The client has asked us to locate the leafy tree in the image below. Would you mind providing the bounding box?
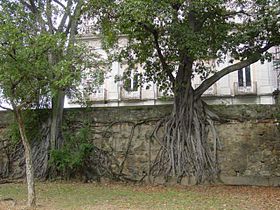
[0,1,95,206]
[0,3,54,206]
[13,0,85,152]
[97,0,280,183]
[0,0,106,180]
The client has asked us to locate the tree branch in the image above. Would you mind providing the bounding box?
[138,22,175,85]
[53,0,66,10]
[0,104,12,111]
[46,0,54,33]
[19,0,47,31]
[19,0,33,12]
[67,0,83,46]
[28,0,38,14]
[11,76,25,91]
[195,44,274,98]
[65,18,72,35]
[57,0,73,32]
[153,32,175,85]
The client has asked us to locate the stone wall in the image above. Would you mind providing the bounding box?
[1,105,280,186]
[0,111,12,178]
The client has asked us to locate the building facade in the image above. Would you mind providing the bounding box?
[66,34,280,108]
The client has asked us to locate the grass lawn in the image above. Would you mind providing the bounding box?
[0,181,280,209]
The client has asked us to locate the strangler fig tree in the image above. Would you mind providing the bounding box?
[94,0,280,183]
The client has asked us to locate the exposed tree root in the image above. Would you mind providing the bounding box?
[150,99,221,184]
[0,120,51,180]
[0,105,221,185]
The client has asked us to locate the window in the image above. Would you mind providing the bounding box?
[92,87,103,94]
[238,66,251,87]
[123,72,139,92]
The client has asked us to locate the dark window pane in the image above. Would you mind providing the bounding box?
[132,74,138,91]
[124,78,132,91]
[238,69,244,87]
[245,66,251,86]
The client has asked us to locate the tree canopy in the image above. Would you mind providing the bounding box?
[0,2,61,206]
[0,1,98,110]
[0,2,54,109]
[99,0,279,93]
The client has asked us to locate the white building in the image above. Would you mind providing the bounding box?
[66,34,280,108]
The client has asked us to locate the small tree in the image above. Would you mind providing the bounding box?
[14,0,85,153]
[0,7,46,207]
[1,0,106,182]
[0,2,87,206]
[98,0,280,183]
[15,1,107,174]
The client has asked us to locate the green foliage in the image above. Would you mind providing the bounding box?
[97,0,280,91]
[49,123,93,178]
[5,119,21,146]
[4,110,49,145]
[0,1,98,110]
[0,2,64,108]
[64,39,108,105]
[158,95,174,102]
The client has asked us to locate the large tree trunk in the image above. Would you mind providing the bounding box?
[50,89,65,150]
[152,87,219,183]
[152,64,220,184]
[12,106,36,207]
[48,89,65,179]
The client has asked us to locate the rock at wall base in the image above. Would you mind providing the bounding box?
[220,175,280,186]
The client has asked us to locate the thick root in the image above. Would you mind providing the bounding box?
[151,99,220,184]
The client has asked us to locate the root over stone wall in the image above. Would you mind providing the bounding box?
[0,105,280,186]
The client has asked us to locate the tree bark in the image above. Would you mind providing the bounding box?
[48,0,83,151]
[195,43,274,97]
[50,89,65,150]
[12,105,36,207]
[152,64,219,183]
